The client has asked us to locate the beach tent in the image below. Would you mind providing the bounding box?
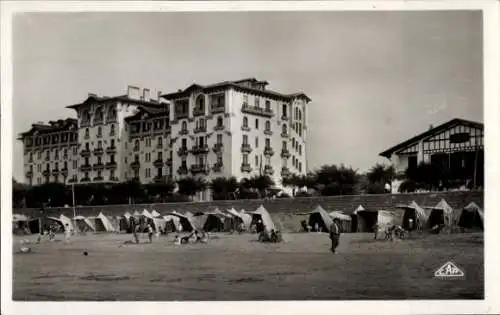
[425,199,454,229]
[352,205,394,232]
[59,214,74,232]
[73,215,96,232]
[151,209,161,217]
[239,210,253,229]
[202,209,230,232]
[12,214,31,234]
[456,202,484,230]
[190,212,208,231]
[168,211,195,232]
[329,211,352,233]
[118,212,132,232]
[163,215,180,232]
[226,208,251,231]
[297,205,333,233]
[251,205,276,232]
[88,212,116,232]
[394,201,428,230]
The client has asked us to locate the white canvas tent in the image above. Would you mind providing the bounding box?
[329,211,352,233]
[88,212,116,232]
[226,208,252,231]
[394,201,428,230]
[73,215,96,232]
[352,205,394,232]
[425,199,454,229]
[297,205,333,233]
[251,205,276,232]
[151,210,161,217]
[168,211,195,232]
[456,202,484,230]
[163,215,180,232]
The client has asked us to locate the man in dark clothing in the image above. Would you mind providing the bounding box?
[329,219,341,253]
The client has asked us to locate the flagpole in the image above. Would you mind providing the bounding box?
[72,183,76,218]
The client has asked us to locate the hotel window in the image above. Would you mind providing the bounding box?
[255,137,259,148]
[146,153,151,162]
[255,97,260,108]
[110,154,115,163]
[282,124,287,134]
[110,124,115,136]
[265,138,270,148]
[63,149,67,158]
[265,100,271,112]
[299,145,302,155]
[217,134,223,144]
[292,157,296,167]
[146,138,151,147]
[73,160,77,169]
[29,152,33,162]
[182,121,187,131]
[182,138,187,148]
[134,139,140,150]
[265,121,271,131]
[134,154,139,162]
[292,138,295,149]
[45,150,50,160]
[37,164,41,172]
[110,169,115,179]
[85,128,89,138]
[243,117,248,127]
[282,141,287,150]
[243,94,248,105]
[266,156,271,165]
[98,140,102,149]
[85,157,89,165]
[134,170,139,178]
[217,155,223,165]
[217,116,223,127]
[243,154,249,164]
[298,124,302,137]
[97,126,102,138]
[157,137,162,148]
[73,147,77,155]
[299,162,302,172]
[157,151,162,160]
[255,155,259,167]
[97,156,102,164]
[63,161,67,169]
[282,104,288,118]
[243,135,248,145]
[111,139,115,147]
[295,107,299,120]
[37,152,41,159]
[55,162,59,170]
[199,118,205,129]
[255,119,259,129]
[55,149,59,159]
[181,158,187,168]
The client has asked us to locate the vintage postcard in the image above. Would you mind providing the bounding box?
[1,1,499,315]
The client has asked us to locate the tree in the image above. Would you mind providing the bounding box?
[313,164,359,196]
[13,178,28,208]
[239,175,274,199]
[211,176,239,200]
[366,163,396,193]
[177,177,207,200]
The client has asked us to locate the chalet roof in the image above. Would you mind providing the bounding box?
[162,78,311,102]
[379,118,483,159]
[18,118,78,138]
[66,94,163,110]
[125,106,169,122]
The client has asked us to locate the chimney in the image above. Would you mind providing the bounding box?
[429,124,434,130]
[143,88,150,102]
[157,91,162,102]
[127,85,140,100]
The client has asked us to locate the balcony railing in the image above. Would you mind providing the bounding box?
[133,146,140,152]
[80,177,91,183]
[176,112,189,119]
[80,149,91,157]
[106,146,117,154]
[213,124,225,131]
[190,164,209,175]
[93,176,104,182]
[84,134,90,140]
[130,161,140,169]
[191,145,209,155]
[105,161,117,169]
[281,167,291,177]
[264,147,275,156]
[45,156,50,161]
[177,147,189,157]
[156,143,163,149]
[240,163,252,173]
[241,125,251,132]
[241,143,252,153]
[213,143,223,153]
[68,178,77,183]
[281,132,289,138]
[61,167,68,174]
[264,130,273,136]
[153,159,164,167]
[179,129,189,135]
[212,162,223,172]
[96,133,103,138]
[264,165,274,176]
[80,164,92,172]
[194,126,207,134]
[241,104,274,117]
[154,175,167,183]
[63,155,68,160]
[280,149,291,158]
[281,115,289,121]
[26,171,33,177]
[177,166,188,175]
[193,108,205,116]
[211,105,225,114]
[165,158,172,166]
[52,168,60,175]
[93,147,104,155]
[93,163,105,170]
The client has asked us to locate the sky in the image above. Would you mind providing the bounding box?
[12,11,483,182]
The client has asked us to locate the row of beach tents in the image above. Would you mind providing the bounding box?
[12,206,276,235]
[298,199,483,234]
[12,199,483,235]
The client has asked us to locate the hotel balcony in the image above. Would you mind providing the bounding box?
[212,162,223,173]
[80,177,91,183]
[177,166,188,175]
[153,159,164,167]
[240,163,252,173]
[179,129,189,136]
[80,149,91,157]
[264,147,275,156]
[45,156,50,161]
[241,125,251,132]
[80,164,92,172]
[154,175,167,183]
[52,168,60,175]
[194,126,207,134]
[156,143,163,149]
[281,115,289,121]
[96,133,103,138]
[264,129,273,136]
[176,112,189,120]
[281,132,289,138]
[191,145,209,155]
[106,146,117,154]
[213,125,225,131]
[130,161,141,169]
[213,143,223,153]
[264,165,274,176]
[281,167,291,177]
[61,167,69,175]
[280,149,291,158]
[211,105,225,114]
[133,146,140,152]
[93,147,104,156]
[193,108,205,116]
[190,164,210,175]
[26,171,33,177]
[93,176,104,182]
[93,163,105,170]
[68,178,77,184]
[241,143,252,153]
[165,158,172,166]
[84,134,90,140]
[63,155,68,160]
[105,161,117,169]
[177,147,189,157]
[241,104,274,117]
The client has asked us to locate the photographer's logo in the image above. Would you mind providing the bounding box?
[434,261,465,280]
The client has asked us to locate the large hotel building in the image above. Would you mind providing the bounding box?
[19,78,310,200]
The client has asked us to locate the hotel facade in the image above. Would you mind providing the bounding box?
[19,78,310,200]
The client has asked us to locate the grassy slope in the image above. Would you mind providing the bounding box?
[13,232,483,301]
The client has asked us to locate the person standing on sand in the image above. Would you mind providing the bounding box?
[147,224,154,243]
[329,219,341,253]
[133,223,140,244]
